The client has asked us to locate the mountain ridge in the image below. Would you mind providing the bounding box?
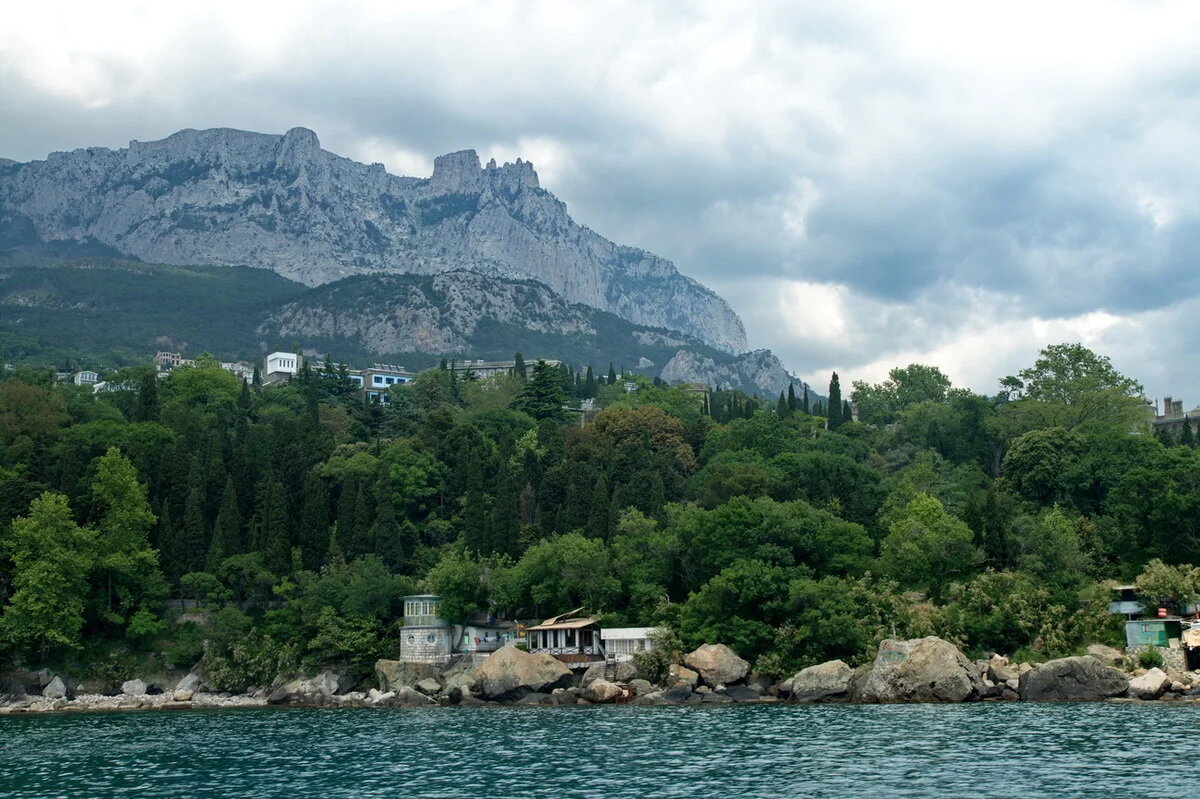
[0,127,748,353]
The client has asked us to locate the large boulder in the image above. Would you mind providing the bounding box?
[662,680,693,702]
[474,646,572,701]
[1018,656,1128,701]
[986,656,1019,684]
[684,644,750,687]
[582,678,624,704]
[613,660,639,683]
[784,660,853,702]
[856,637,985,703]
[1086,644,1125,667]
[1129,667,1170,700]
[121,679,148,696]
[580,663,604,688]
[375,659,440,693]
[667,664,699,688]
[42,676,71,700]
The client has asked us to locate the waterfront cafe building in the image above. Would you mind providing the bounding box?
[524,609,604,669]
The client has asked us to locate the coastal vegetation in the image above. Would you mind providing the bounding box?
[0,343,1187,688]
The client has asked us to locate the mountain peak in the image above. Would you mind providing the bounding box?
[0,127,747,353]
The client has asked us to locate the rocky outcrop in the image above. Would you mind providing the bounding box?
[0,127,747,353]
[1129,668,1170,700]
[659,349,806,399]
[684,644,750,687]
[582,679,624,704]
[260,271,597,356]
[375,659,440,694]
[782,660,853,702]
[855,637,985,704]
[473,646,572,701]
[42,676,70,700]
[667,664,699,688]
[121,679,148,696]
[1018,657,1128,701]
[1086,644,1125,666]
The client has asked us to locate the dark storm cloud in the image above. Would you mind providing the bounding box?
[5,0,1200,396]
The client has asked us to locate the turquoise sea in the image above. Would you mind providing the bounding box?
[0,702,1193,798]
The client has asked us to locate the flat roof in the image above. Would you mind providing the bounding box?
[528,617,598,631]
[600,627,658,640]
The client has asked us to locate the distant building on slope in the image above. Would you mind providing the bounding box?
[263,351,301,384]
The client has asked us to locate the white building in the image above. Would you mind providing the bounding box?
[599,627,660,662]
[71,370,100,385]
[264,352,300,383]
[362,363,413,404]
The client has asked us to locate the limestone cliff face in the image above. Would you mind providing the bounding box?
[260,270,596,355]
[0,128,748,353]
[659,348,807,398]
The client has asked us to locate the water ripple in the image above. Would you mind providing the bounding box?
[0,703,1197,798]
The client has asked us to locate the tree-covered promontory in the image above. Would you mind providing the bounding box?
[0,345,1185,687]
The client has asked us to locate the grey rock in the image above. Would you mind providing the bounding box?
[582,678,624,704]
[701,692,734,703]
[172,689,194,702]
[375,659,441,693]
[987,656,1020,684]
[0,128,747,353]
[174,672,204,693]
[390,686,435,706]
[121,679,148,696]
[1018,657,1128,701]
[42,676,70,700]
[515,692,553,705]
[662,680,693,702]
[613,661,639,683]
[580,664,604,689]
[856,637,985,704]
[667,664,699,688]
[684,644,750,687]
[784,660,853,702]
[724,685,762,702]
[628,679,655,696]
[659,349,806,400]
[1086,644,1125,666]
[414,678,442,696]
[1129,668,1170,700]
[550,688,576,705]
[473,646,572,701]
[458,694,487,706]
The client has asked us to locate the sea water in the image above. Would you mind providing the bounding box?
[0,702,1193,798]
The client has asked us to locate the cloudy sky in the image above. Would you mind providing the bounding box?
[4,0,1200,403]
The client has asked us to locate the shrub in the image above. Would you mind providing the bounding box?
[1137,648,1164,670]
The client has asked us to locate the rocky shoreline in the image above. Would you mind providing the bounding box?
[4,637,1195,716]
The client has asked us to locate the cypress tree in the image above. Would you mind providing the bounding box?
[238,380,251,411]
[181,456,208,575]
[489,462,521,557]
[351,481,372,558]
[298,472,330,571]
[512,360,567,421]
[514,352,527,380]
[336,476,361,556]
[252,365,262,389]
[371,475,403,571]
[207,477,242,571]
[1181,421,1196,447]
[787,383,798,414]
[585,474,612,540]
[257,477,290,576]
[607,363,617,386]
[843,399,853,423]
[827,373,843,430]
[461,457,489,554]
[583,366,596,399]
[776,391,787,417]
[135,371,159,422]
[802,386,810,415]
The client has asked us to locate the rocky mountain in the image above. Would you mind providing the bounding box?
[0,127,747,353]
[0,259,801,397]
[660,348,802,399]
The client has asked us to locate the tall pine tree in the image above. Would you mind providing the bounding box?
[827,372,844,430]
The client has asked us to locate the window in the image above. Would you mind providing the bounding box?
[407,635,415,644]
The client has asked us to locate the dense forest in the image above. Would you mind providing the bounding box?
[1,343,1196,689]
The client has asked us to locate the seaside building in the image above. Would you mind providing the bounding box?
[524,608,605,670]
[397,594,512,664]
[599,627,659,663]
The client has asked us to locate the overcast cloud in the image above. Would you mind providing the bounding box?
[4,0,1200,403]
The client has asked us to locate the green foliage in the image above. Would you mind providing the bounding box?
[1134,559,1200,612]
[1138,648,1164,670]
[1,492,96,656]
[879,493,982,597]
